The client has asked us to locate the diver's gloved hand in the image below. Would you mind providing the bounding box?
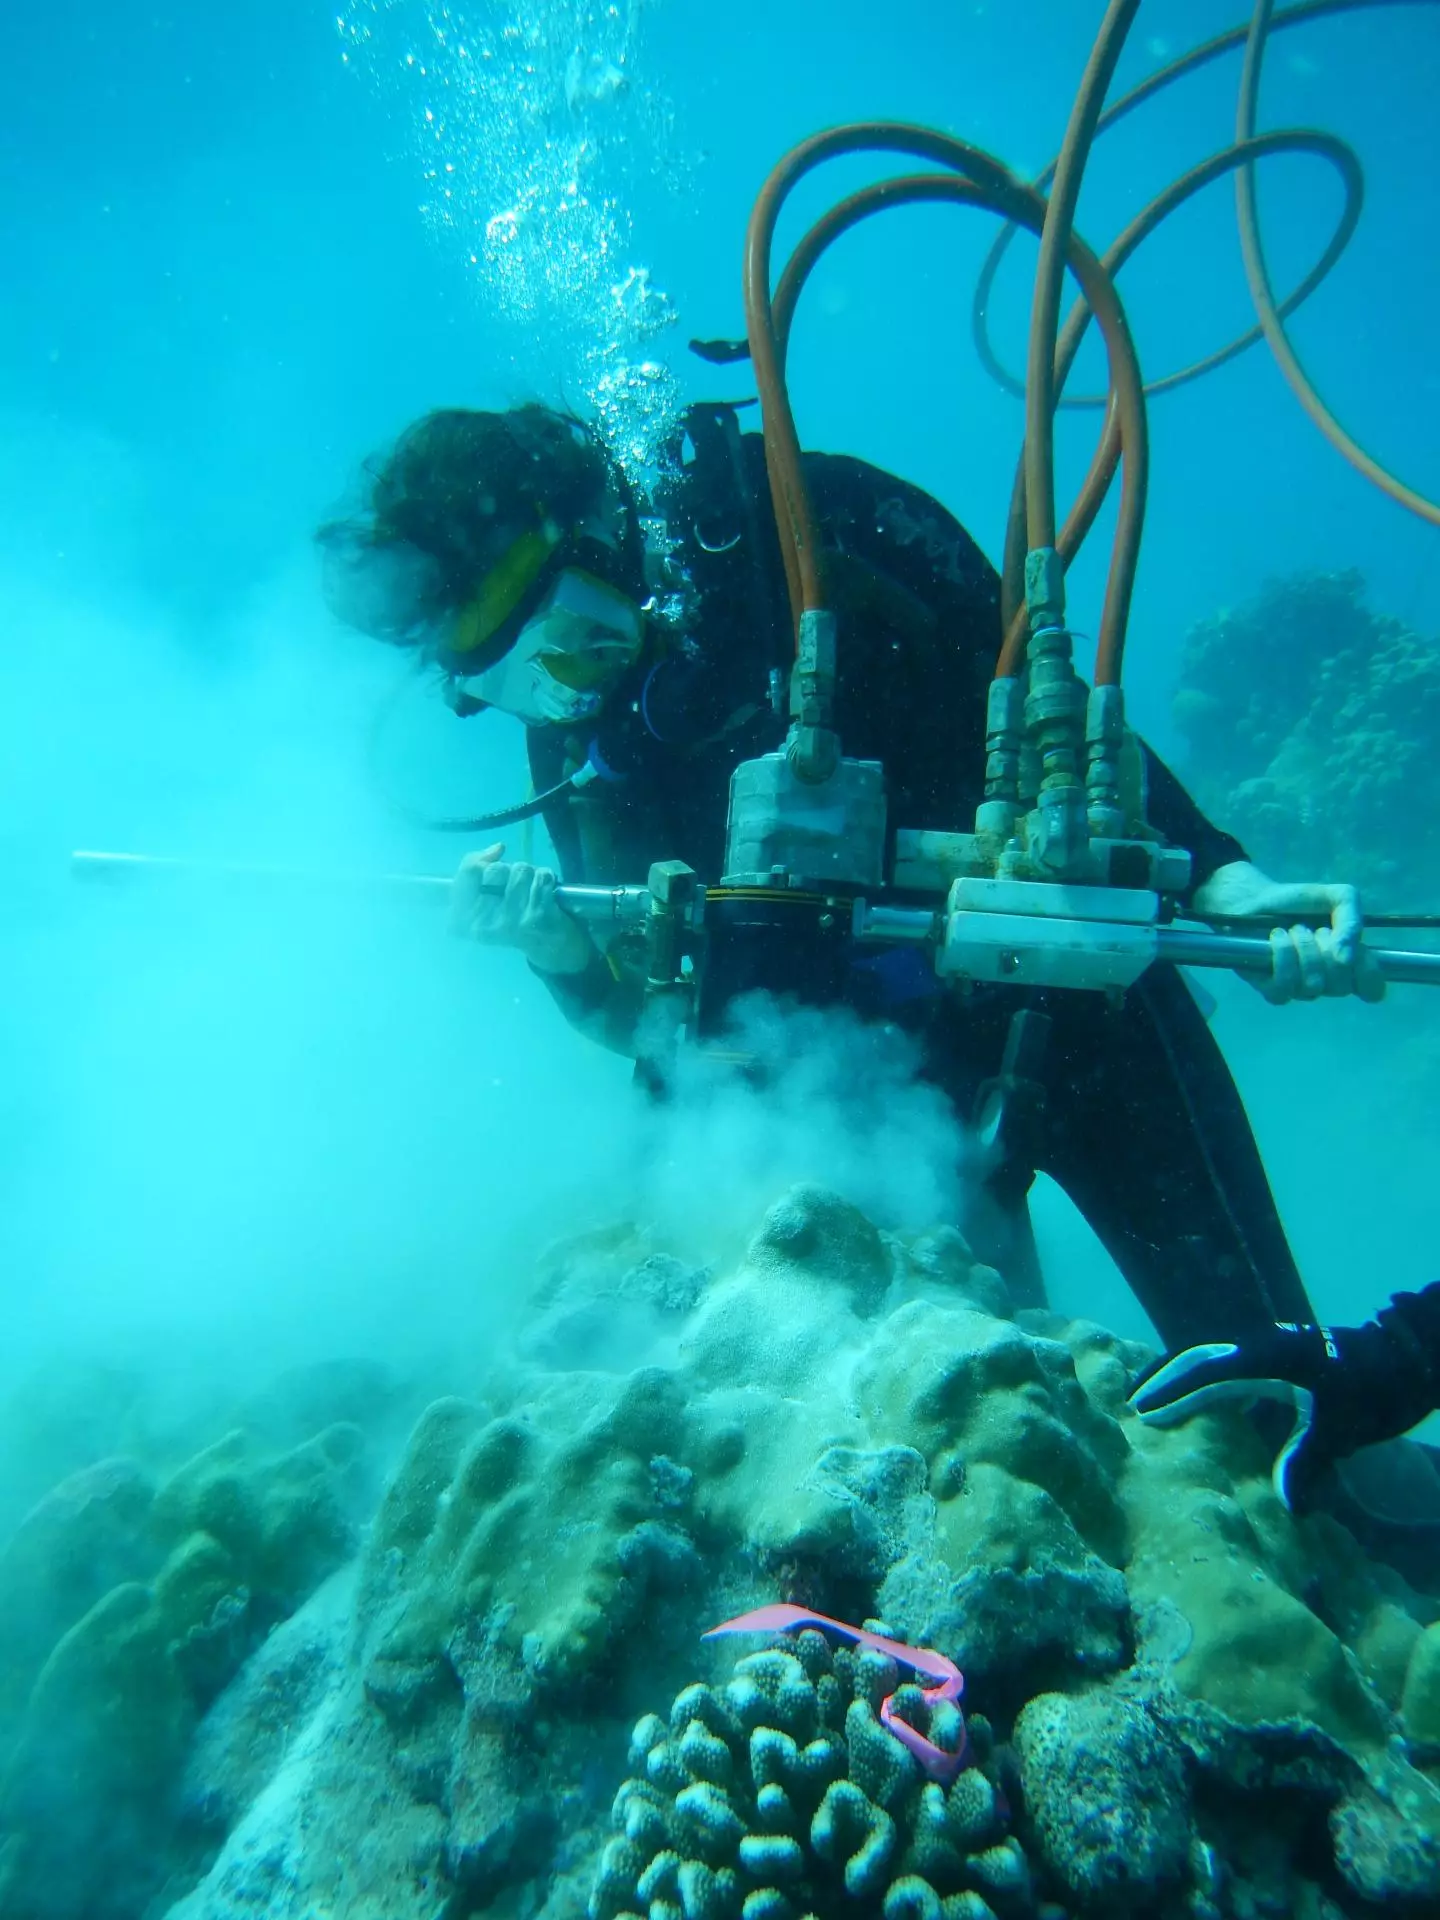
[1127,1288,1440,1513]
[451,843,595,975]
[1189,860,1385,1004]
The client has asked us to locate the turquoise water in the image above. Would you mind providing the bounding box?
[2,4,1439,1916]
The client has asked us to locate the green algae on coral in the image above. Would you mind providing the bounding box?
[11,1187,1440,1920]
[0,1411,370,1919]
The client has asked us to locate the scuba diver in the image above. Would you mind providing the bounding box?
[316,397,1440,1534]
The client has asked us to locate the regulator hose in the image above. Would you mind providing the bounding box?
[365,663,587,834]
[396,774,584,835]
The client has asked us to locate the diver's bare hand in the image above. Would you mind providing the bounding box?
[450,843,594,975]
[1190,860,1386,1004]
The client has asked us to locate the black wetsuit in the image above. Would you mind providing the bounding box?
[524,405,1315,1350]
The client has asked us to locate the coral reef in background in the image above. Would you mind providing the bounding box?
[1171,569,1440,907]
[5,1187,1440,1919]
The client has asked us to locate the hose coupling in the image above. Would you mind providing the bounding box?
[982,675,1025,805]
[1085,683,1128,840]
[787,607,841,784]
[1022,579,1088,875]
[1024,629,1086,775]
[977,675,1025,848]
[1024,546,1067,633]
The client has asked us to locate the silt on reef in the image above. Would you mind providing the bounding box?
[2,1185,1440,1919]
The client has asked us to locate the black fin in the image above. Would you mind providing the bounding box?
[688,335,752,365]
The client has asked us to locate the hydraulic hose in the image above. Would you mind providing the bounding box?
[743,125,1026,639]
[745,0,1435,710]
[1234,0,1440,526]
[742,43,1153,691]
[996,124,1363,658]
[766,160,1149,685]
[1023,0,1140,560]
[976,0,1440,562]
[745,121,1151,686]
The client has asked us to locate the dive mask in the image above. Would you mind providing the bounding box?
[454,568,644,726]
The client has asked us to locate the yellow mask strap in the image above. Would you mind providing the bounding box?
[450,521,562,657]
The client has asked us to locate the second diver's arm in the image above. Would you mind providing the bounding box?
[1129,1281,1440,1512]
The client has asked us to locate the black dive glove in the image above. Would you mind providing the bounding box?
[1127,1285,1440,1514]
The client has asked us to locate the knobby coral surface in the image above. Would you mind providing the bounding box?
[4,1188,1440,1920]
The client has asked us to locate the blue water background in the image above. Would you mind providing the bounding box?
[1,1,1437,1393]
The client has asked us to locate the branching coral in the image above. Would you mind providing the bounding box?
[590,1628,1036,1920]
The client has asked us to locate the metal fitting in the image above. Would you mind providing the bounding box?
[722,752,886,889]
[1024,546,1067,632]
[978,675,1024,846]
[1030,783,1090,874]
[786,725,841,786]
[644,860,704,989]
[1085,683,1128,840]
[787,608,840,784]
[637,860,705,1084]
[1022,613,1088,876]
[973,800,1019,855]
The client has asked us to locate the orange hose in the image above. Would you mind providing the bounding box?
[1234,0,1440,525]
[744,0,1437,697]
[976,0,1439,524]
[985,135,1361,412]
[764,165,1149,686]
[743,125,1025,643]
[999,405,1125,661]
[1024,0,1140,557]
[743,157,811,626]
[999,126,1361,669]
[744,13,1153,683]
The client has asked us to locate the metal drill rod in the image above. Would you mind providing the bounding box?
[69,849,651,926]
[1158,928,1440,987]
[65,851,1440,981]
[72,848,453,896]
[1192,911,1440,932]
